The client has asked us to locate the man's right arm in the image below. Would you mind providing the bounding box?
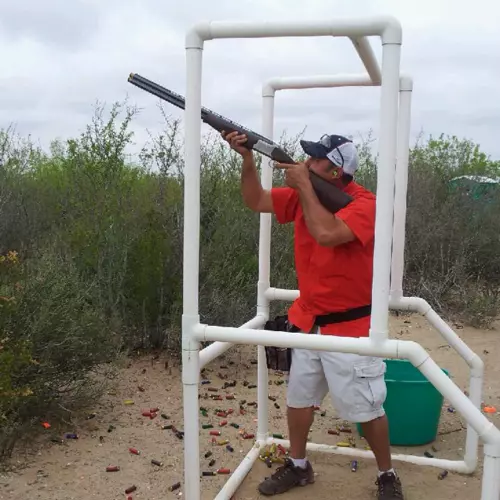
[222,130,298,222]
[240,152,274,213]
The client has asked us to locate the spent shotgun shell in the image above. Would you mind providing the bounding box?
[438,470,449,480]
[151,459,163,466]
[129,447,140,455]
[226,445,234,452]
[204,451,213,458]
[351,460,358,472]
[106,465,120,472]
[202,471,216,476]
[125,485,137,494]
[209,430,221,436]
[209,459,216,466]
[217,468,230,474]
[169,482,181,491]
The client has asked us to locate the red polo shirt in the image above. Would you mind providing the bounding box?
[271,181,376,337]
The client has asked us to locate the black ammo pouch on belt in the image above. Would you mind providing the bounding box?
[264,315,300,372]
[264,305,372,373]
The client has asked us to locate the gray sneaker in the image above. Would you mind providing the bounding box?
[258,458,315,496]
[376,471,405,499]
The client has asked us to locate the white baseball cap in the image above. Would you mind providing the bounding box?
[300,134,359,176]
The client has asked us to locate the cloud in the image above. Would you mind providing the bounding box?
[1,0,500,160]
[0,1,100,50]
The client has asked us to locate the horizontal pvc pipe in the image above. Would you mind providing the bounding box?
[186,16,402,46]
[262,74,374,96]
[268,438,472,473]
[264,287,299,302]
[199,315,266,369]
[350,36,382,84]
[195,323,403,358]
[214,442,263,500]
[390,297,484,374]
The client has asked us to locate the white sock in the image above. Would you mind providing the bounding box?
[290,457,308,469]
[378,468,396,477]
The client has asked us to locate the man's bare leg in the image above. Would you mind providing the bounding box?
[287,406,315,459]
[359,414,392,472]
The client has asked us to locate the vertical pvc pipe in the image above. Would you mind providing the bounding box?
[480,446,500,500]
[369,42,402,342]
[256,91,276,441]
[465,374,482,470]
[182,42,204,500]
[390,78,413,301]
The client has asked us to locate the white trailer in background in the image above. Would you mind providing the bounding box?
[179,16,500,500]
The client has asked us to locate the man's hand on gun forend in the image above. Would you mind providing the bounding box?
[221,131,252,159]
[273,161,311,191]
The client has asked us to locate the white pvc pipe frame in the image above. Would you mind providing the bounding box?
[181,17,500,500]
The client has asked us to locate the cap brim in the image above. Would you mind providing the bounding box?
[300,140,329,158]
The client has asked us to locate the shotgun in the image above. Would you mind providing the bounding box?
[128,72,352,213]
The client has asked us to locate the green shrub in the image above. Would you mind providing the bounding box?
[1,102,500,457]
[0,246,119,457]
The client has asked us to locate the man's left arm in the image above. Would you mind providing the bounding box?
[297,180,356,247]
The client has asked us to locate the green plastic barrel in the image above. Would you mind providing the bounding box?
[356,359,449,446]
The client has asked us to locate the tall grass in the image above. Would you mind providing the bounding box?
[1,102,499,457]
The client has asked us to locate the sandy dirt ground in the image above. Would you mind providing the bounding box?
[1,313,499,500]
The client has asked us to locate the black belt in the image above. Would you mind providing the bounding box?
[314,304,371,326]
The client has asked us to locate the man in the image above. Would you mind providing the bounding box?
[222,130,405,500]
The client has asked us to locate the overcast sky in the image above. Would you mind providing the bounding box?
[2,0,500,161]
